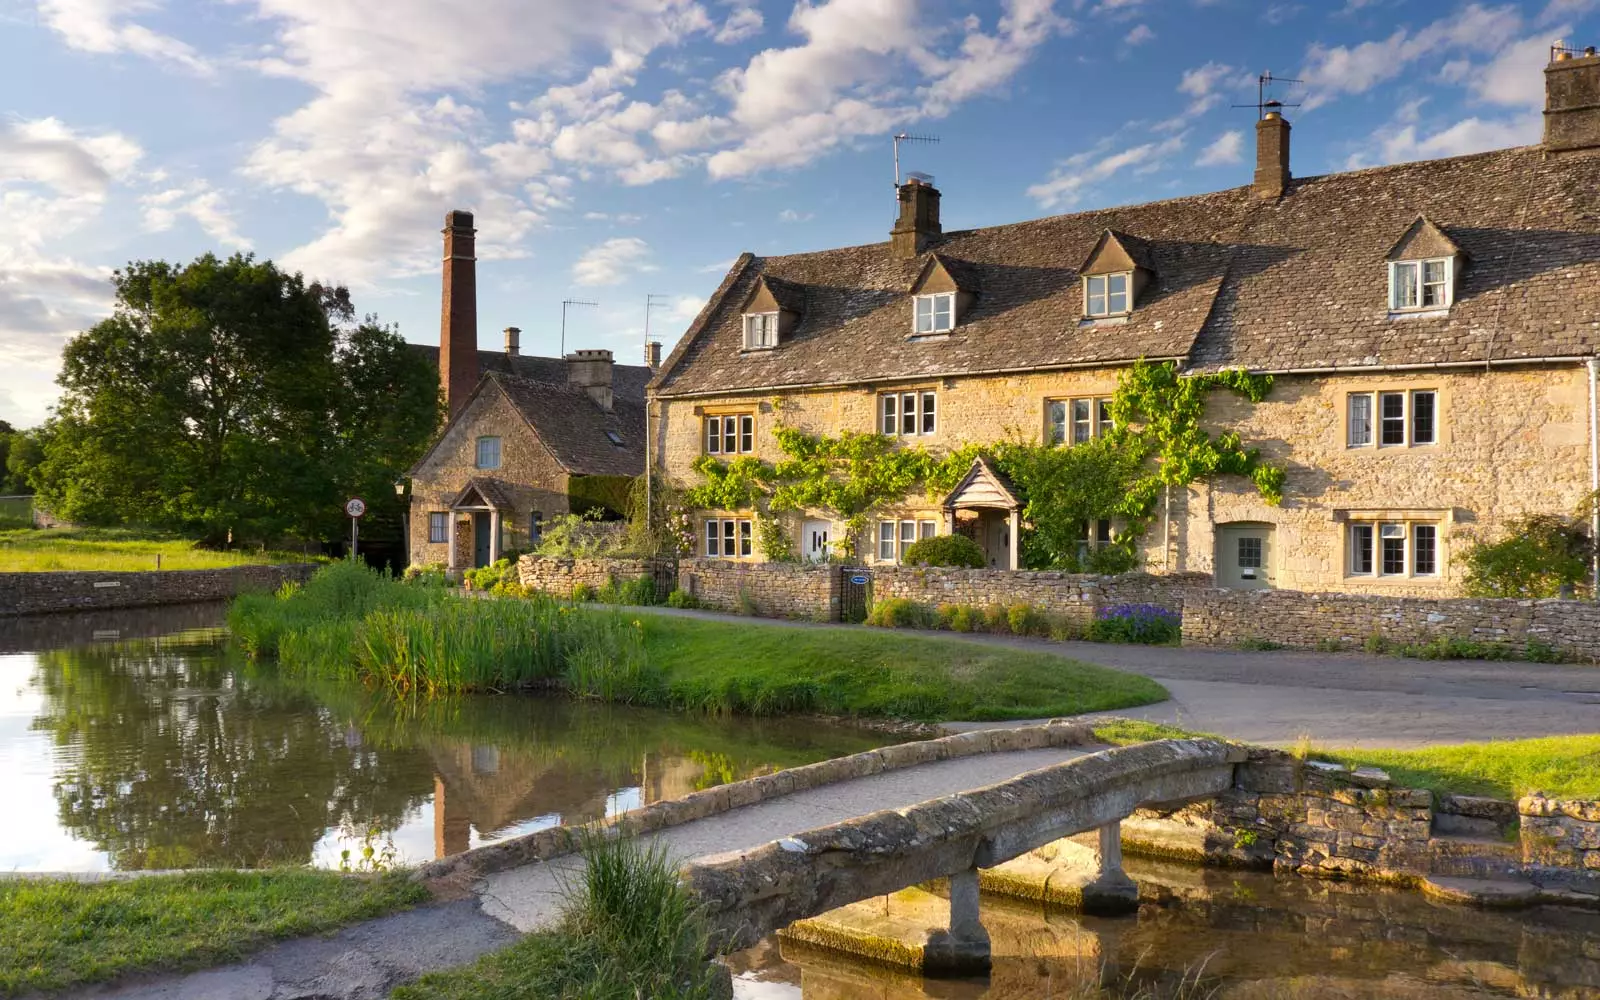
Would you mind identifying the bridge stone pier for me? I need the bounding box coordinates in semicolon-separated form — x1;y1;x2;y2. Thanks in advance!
682;738;1242;976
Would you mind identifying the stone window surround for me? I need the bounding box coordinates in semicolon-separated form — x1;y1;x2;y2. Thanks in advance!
1340;379;1449;450
880;387;938;437
877;517;939;563
703;513;755;559
1338;510;1449;582
1047;396;1115;446
704;411;755;455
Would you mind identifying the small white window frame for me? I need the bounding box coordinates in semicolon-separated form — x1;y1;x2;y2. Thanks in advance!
1047;396;1115;446
1388;257;1453;312
1083;271;1132;318
1346;520;1442;579
878;518;939;563
705;517;753;558
880;391;936;437
704;414;755;455
743;312;779;350
475;435;502;469
1345;390;1440;449
428;511;448;544
913;292;955;335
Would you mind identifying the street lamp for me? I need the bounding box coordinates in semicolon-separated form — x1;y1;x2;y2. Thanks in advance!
394;478;410;573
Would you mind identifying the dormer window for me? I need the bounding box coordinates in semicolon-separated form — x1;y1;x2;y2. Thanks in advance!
1084;273;1131;317
913;292;955;335
743;311;778;350
1389;258;1452;311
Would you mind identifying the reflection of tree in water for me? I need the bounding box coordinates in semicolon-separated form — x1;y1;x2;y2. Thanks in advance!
30;638;434;870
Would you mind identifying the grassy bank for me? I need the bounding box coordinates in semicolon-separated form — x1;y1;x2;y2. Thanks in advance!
0;870;427;996
231;562;1166;720
0;527;313;573
1093;721;1600;800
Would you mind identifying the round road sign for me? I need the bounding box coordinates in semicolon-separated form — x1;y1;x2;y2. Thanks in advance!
344;497;367;519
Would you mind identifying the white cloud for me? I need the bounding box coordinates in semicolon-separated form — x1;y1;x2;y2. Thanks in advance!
1195;129;1244;166
777;208;813;222
39;0;211;74
1473;30;1570;108
141;182;252;250
667;293;706;323
1539;0;1597;25
1178;61;1250;114
1300;3;1522;109
1026;134;1185;209
573;236;654;286
714;4;763;43
1123;23;1153;45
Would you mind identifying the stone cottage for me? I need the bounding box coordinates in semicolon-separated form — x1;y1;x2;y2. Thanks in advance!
648;46;1600;596
407;211;652;573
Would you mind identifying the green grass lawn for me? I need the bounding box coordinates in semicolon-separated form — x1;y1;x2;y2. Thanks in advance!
635;614;1168;721
0;870;428;996
0;527;314;572
1092;721;1600;800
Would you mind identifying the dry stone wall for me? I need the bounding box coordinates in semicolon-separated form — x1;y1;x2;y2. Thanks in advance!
0;564;316;617
871;567;1205;624
1183;588;1600;659
678;560;839;620
516;556;664;597
1521;796;1600;888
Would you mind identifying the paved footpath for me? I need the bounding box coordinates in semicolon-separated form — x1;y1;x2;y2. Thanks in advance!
646;608;1600;748
67;746;1083;999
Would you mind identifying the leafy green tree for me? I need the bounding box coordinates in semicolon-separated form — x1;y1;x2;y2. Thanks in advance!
1460;514;1593;598
3;426;45;494
35;254;440;545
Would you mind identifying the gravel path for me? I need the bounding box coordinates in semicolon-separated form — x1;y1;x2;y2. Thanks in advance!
641;607;1600;748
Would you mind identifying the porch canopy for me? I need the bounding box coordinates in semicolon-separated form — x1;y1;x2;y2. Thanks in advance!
941;457;1021;570
447;477;515;572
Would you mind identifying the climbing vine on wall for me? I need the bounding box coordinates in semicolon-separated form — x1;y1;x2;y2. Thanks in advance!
680;359;1285;568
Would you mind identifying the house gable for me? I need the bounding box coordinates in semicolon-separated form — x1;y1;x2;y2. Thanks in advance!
1385;217;1464;262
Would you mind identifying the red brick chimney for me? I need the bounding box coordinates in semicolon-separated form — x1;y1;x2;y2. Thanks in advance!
440;210;478;419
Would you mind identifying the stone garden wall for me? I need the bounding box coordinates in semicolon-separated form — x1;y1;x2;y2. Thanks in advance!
677;560;839;620
1181;589;1600;659
516;556;665;597
871;567;1208;625
0;564;317;617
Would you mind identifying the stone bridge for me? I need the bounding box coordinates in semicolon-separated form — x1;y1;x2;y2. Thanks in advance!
440;724;1242;978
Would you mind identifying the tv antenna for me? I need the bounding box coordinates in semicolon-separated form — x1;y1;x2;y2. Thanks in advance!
560;299;598;356
893;133;939;187
644;293;669;357
1231;71;1303;119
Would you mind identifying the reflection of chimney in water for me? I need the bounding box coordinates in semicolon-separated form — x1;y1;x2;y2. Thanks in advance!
433;774;471;859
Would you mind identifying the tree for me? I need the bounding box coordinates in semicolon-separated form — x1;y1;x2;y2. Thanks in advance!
2;425;45;494
35;254;440;544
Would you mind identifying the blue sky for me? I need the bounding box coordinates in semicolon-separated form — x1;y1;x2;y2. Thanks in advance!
0;0;1594;427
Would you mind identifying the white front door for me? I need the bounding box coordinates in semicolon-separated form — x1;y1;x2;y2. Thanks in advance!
802;520;832;562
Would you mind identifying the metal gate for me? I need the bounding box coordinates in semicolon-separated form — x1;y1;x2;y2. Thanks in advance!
839;567;871;623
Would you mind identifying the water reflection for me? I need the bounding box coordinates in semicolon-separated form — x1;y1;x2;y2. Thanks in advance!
728;859;1600;999
2;618;894;872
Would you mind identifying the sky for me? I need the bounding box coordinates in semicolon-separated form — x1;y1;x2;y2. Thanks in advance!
0;0;1595;428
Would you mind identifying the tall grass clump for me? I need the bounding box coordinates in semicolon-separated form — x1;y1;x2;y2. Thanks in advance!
392;834;722;1000
229;559;442;658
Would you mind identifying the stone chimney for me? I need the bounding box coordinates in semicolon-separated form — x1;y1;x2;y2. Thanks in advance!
1254;105;1291;200
644;341;662;369
567;349;615;412
890;176;941;259
504;326;520;356
1545;43;1600;157
440;210;478;418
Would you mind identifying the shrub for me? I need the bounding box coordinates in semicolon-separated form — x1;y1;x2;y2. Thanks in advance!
900;534;985;569
735;587;758;616
982;604;1010;634
664;589;699;609
462;558;518;592
571;583;597;603
1236;636;1284;651
1460;514;1592;598
403;563;450;587
1048;617;1084;642
866;597;934;629
596;574;658;607
1006;603;1046;638
1087;603;1181;644
948;604;978;633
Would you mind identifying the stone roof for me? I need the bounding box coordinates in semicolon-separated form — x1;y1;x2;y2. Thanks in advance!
450;477;515;510
653;144;1600;396
490;371;645;478
410;346;654;401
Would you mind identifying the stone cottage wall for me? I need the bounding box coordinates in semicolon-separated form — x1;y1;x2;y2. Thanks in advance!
0;564;316;617
516;556;665;596
677;560;839;620
1521;796;1600;890
1182;588;1600;658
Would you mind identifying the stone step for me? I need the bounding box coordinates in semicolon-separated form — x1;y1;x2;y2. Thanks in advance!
1421;875;1541;909
1427;834;1522;879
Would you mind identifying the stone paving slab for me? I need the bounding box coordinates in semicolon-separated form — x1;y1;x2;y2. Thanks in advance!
477;746;1086;933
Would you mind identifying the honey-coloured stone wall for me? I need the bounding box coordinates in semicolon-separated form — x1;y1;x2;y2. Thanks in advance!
677;560;840;620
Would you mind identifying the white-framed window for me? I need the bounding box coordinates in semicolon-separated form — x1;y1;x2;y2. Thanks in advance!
878;519;938;563
1047;397;1114;446
1077;519;1114;562
743;312;778;350
1346;390;1439;449
704;518;754;558
913;292;955;335
1389;258;1452;311
1348;521;1440;578
428;511;448;543
475;436;501;469
881;391;936;437
1084;272;1131;317
704;414;755;455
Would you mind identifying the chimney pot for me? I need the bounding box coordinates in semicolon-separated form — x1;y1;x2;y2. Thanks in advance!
504;326;520;356
645;341;662;369
1544;43;1600;157
890;178;941;259
439;210;478;418
1253;112;1291;200
566;349;615;412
